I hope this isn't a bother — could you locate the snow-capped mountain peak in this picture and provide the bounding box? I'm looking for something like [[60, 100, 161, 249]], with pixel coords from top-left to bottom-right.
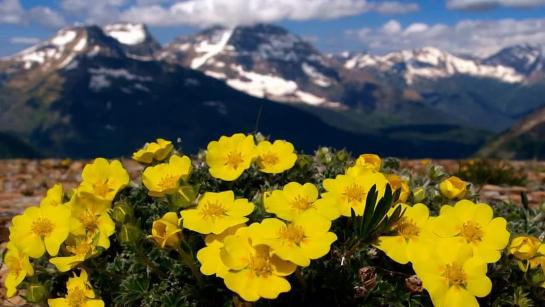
[[344, 47, 525, 84], [162, 24, 344, 108], [103, 23, 148, 46], [484, 44, 544, 77]]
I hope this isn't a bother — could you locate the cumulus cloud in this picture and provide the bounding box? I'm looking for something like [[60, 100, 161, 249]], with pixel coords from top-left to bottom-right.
[[447, 0, 545, 10], [9, 36, 41, 45], [0, 0, 65, 27], [120, 0, 419, 27], [347, 17, 545, 57]]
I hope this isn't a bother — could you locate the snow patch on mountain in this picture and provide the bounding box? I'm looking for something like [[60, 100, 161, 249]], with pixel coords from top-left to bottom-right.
[[191, 29, 233, 69], [302, 62, 331, 87], [104, 23, 147, 45], [51, 30, 77, 46]]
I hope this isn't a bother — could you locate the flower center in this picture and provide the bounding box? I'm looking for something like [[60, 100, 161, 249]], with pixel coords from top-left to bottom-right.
[[31, 218, 53, 237], [260, 153, 279, 167], [93, 180, 111, 197], [343, 184, 366, 203], [201, 201, 228, 219], [460, 221, 483, 243], [226, 152, 244, 169], [67, 287, 86, 307], [158, 174, 179, 190], [249, 255, 273, 278], [291, 195, 313, 211], [442, 263, 467, 288], [395, 217, 420, 239], [279, 224, 306, 245], [80, 211, 98, 233]]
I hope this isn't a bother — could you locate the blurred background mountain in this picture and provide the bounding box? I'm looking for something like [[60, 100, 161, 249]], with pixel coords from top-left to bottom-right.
[[1, 0, 545, 159]]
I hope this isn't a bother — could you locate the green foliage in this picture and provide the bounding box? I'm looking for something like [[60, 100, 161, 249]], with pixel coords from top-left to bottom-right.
[[458, 159, 526, 186]]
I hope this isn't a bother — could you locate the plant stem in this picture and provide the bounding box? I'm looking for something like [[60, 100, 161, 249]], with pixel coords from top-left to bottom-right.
[[177, 247, 204, 287]]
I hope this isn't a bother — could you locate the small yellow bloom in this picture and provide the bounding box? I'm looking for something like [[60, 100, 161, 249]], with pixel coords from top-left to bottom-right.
[[509, 236, 542, 261], [322, 172, 388, 216], [150, 212, 182, 248], [48, 269, 104, 307], [346, 154, 382, 176], [197, 225, 244, 277], [78, 158, 130, 202], [69, 193, 116, 249], [264, 182, 340, 221], [181, 191, 254, 234], [220, 227, 296, 302], [439, 176, 467, 200], [50, 236, 97, 272], [250, 212, 337, 267], [376, 203, 433, 264], [9, 205, 71, 258], [206, 133, 256, 181], [40, 184, 64, 207], [132, 138, 174, 163], [256, 140, 297, 174], [432, 200, 510, 263], [386, 174, 410, 203], [142, 155, 192, 197], [3, 242, 34, 298], [412, 239, 492, 307]]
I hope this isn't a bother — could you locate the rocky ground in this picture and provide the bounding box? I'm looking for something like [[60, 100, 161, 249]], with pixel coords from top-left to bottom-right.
[[1, 158, 544, 305]]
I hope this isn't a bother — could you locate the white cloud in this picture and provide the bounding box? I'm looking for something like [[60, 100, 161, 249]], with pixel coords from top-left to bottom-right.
[[0, 0, 24, 24], [0, 0, 65, 27], [60, 0, 126, 24], [10, 36, 40, 45], [447, 0, 545, 10], [381, 19, 402, 34], [347, 17, 545, 57], [120, 0, 419, 27]]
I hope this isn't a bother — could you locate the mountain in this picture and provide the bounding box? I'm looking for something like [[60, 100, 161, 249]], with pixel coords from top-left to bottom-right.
[[341, 47, 525, 85], [160, 24, 383, 108], [483, 44, 545, 79], [0, 24, 488, 158], [103, 23, 161, 59], [0, 132, 40, 158], [480, 98, 545, 159]]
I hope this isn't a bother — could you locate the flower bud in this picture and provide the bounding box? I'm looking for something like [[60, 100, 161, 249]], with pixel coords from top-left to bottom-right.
[[111, 201, 133, 224], [118, 223, 142, 246], [25, 283, 48, 303], [413, 187, 426, 203], [150, 212, 182, 249], [358, 266, 377, 290], [509, 236, 542, 260], [439, 176, 467, 199], [355, 154, 381, 172]]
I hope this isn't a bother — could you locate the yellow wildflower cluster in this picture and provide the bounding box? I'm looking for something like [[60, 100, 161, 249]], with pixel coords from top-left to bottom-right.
[[206, 133, 297, 181], [4, 157, 129, 303], [3, 134, 525, 306], [377, 199, 510, 306]]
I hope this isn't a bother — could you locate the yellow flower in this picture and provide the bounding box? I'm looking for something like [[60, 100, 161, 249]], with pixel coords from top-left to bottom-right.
[[48, 269, 104, 307], [220, 227, 296, 302], [78, 158, 129, 202], [50, 236, 97, 272], [346, 154, 382, 176], [250, 212, 337, 267], [386, 174, 410, 203], [206, 133, 256, 181], [132, 138, 174, 163], [9, 205, 71, 258], [40, 184, 64, 207], [322, 172, 388, 216], [412, 239, 492, 307], [264, 182, 339, 221], [439, 176, 467, 200], [376, 204, 433, 264], [3, 242, 34, 298], [256, 140, 297, 174], [142, 155, 192, 197], [197, 225, 244, 277], [432, 200, 510, 263], [150, 212, 182, 249], [181, 191, 254, 234], [509, 236, 543, 261], [69, 193, 116, 249]]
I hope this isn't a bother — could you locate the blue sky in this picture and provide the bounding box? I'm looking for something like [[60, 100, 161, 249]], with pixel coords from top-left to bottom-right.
[[1, 0, 545, 57]]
